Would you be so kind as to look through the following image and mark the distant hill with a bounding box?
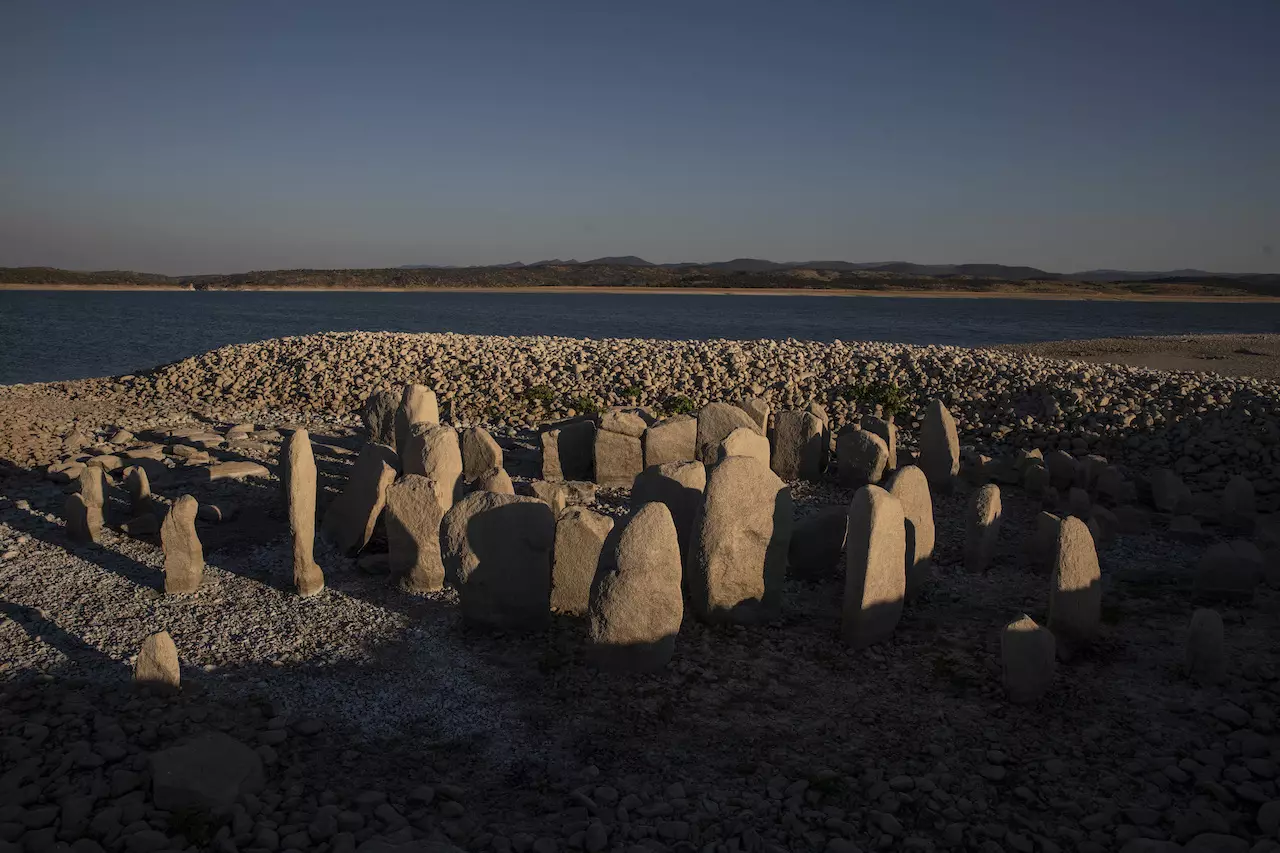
[580,255,653,266]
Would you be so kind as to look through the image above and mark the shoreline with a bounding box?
[1,281,1276,302]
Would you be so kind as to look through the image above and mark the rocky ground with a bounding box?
[1,332,1279,853]
[1002,334,1280,384]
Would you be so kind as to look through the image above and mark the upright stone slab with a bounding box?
[78,464,107,510]
[964,484,1002,573]
[718,426,770,466]
[1045,451,1077,491]
[320,443,399,556]
[842,485,906,649]
[1185,608,1225,685]
[736,397,770,433]
[695,402,760,465]
[472,467,515,495]
[886,465,935,599]
[836,428,888,487]
[1047,516,1101,658]
[861,415,898,470]
[362,389,399,448]
[1027,511,1062,568]
[282,429,324,597]
[1148,468,1183,513]
[135,631,180,691]
[688,456,792,624]
[788,506,848,580]
[441,492,555,630]
[393,384,440,461]
[594,429,644,486]
[918,399,960,490]
[65,493,103,544]
[1195,540,1264,603]
[541,420,595,481]
[123,465,154,517]
[632,461,706,573]
[599,407,652,437]
[806,401,831,474]
[1221,475,1256,533]
[384,474,446,593]
[161,495,204,594]
[1023,463,1050,499]
[402,425,463,512]
[589,503,684,671]
[1001,615,1055,704]
[642,415,697,467]
[551,508,614,614]
[460,426,503,481]
[771,409,824,482]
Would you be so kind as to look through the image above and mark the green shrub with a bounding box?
[522,384,555,405]
[661,395,696,416]
[832,381,909,416]
[570,395,601,415]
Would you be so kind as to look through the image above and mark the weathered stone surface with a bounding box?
[736,397,770,432]
[718,426,770,466]
[1048,516,1101,657]
[65,492,103,543]
[1195,540,1264,603]
[442,492,555,630]
[918,399,960,490]
[886,465,934,598]
[525,479,596,516]
[205,461,270,482]
[1067,486,1092,519]
[394,384,440,460]
[134,631,180,690]
[836,427,888,487]
[320,443,399,556]
[688,456,792,624]
[122,465,154,517]
[599,407,652,438]
[384,475,446,593]
[1088,505,1118,546]
[631,461,706,571]
[460,426,503,480]
[1149,468,1184,513]
[1185,608,1225,685]
[695,402,760,465]
[363,389,399,448]
[161,495,204,594]
[964,484,1002,573]
[771,409,824,482]
[806,401,831,473]
[589,503,684,671]
[842,485,906,649]
[1221,475,1256,532]
[78,464,106,509]
[861,415,898,470]
[642,415,697,467]
[551,507,614,614]
[282,429,323,598]
[472,466,515,495]
[1045,450,1078,491]
[402,425,463,512]
[788,506,847,580]
[1023,463,1050,499]
[151,732,264,812]
[1094,466,1131,506]
[594,429,644,486]
[1001,615,1055,704]
[541,420,595,481]
[1027,511,1062,567]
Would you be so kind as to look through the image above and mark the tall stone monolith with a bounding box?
[282,429,323,597]
[320,443,399,556]
[918,400,960,491]
[135,631,180,691]
[886,465,934,599]
[1047,516,1101,659]
[161,495,204,594]
[394,384,440,465]
[1001,614,1055,703]
[964,484,1002,573]
[842,485,906,649]
[384,474,446,593]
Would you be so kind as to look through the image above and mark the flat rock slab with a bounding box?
[205,461,271,481]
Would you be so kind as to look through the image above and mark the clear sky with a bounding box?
[2,0,1277,275]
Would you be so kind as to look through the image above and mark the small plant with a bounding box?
[833,381,909,417]
[661,395,696,416]
[620,385,644,400]
[522,384,555,405]
[570,395,601,416]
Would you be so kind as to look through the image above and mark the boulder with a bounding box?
[551,508,615,615]
[524,479,596,517]
[886,465,934,598]
[695,402,761,464]
[1148,468,1183,513]
[771,409,824,482]
[836,427,888,487]
[718,426,770,466]
[631,461,706,572]
[460,426,503,480]
[1066,486,1092,519]
[541,419,596,481]
[362,389,399,448]
[642,415,697,467]
[134,631,180,691]
[687,456,792,624]
[282,429,323,598]
[64,492,103,544]
[1221,475,1256,533]
[594,429,644,486]
[471,466,515,496]
[1195,540,1264,603]
[151,732,264,812]
[599,407,652,438]
[1185,608,1225,685]
[442,492,555,630]
[588,503,684,671]
[1045,451,1078,491]
[1094,466,1129,506]
[1047,516,1101,658]
[1001,614,1055,704]
[1088,505,1118,546]
[384,475,447,594]
[320,443,400,556]
[78,464,106,510]
[736,397,770,432]
[788,506,847,580]
[403,425,463,512]
[918,400,960,491]
[842,485,906,649]
[1014,447,1044,473]
[1023,463,1050,499]
[161,495,204,594]
[393,384,439,459]
[806,401,832,473]
[964,484,1002,573]
[861,415,898,470]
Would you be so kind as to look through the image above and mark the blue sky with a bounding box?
[2,0,1277,274]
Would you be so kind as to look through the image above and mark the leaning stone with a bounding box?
[1184,608,1225,685]
[384,475,446,593]
[599,407,652,438]
[472,467,515,495]
[918,400,960,491]
[65,493,103,543]
[151,732,264,812]
[771,409,824,482]
[1047,516,1101,658]
[541,420,595,481]
[886,465,935,599]
[688,456,792,624]
[551,508,615,615]
[282,429,323,598]
[161,495,204,594]
[205,461,270,482]
[642,415,697,467]
[320,443,399,556]
[1221,475,1256,533]
[718,426,770,466]
[1194,540,1264,603]
[594,429,644,486]
[632,461,706,572]
[460,426,503,480]
[122,466,154,517]
[861,415,898,470]
[1001,615,1055,704]
[1045,451,1077,491]
[135,631,180,691]
[524,479,596,516]
[393,384,440,459]
[788,506,847,581]
[589,503,684,671]
[964,485,1002,573]
[362,389,399,448]
[736,397,770,432]
[695,402,761,465]
[836,427,888,487]
[403,425,463,512]
[442,492,555,630]
[842,485,906,649]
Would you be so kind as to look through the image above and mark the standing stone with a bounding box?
[836,428,888,487]
[1148,468,1183,513]
[695,402,761,465]
[460,426,503,481]
[1045,451,1077,491]
[594,429,644,486]
[599,407,652,437]
[1023,463,1050,499]
[632,461,706,572]
[78,464,107,510]
[320,443,399,556]
[964,484,1002,573]
[472,467,515,495]
[393,384,440,461]
[1001,615,1055,703]
[1027,511,1062,567]
[123,466,154,517]
[384,475,446,593]
[282,429,323,597]
[541,420,596,481]
[589,503,684,671]
[842,485,907,649]
[1067,486,1091,519]
[806,401,832,474]
[161,495,204,594]
[551,508,614,614]
[441,492,555,630]
[362,389,399,448]
[1095,466,1129,506]
[1221,475,1256,533]
[1195,540,1264,603]
[1047,516,1101,658]
[771,409,824,482]
[135,631,180,690]
[886,465,934,599]
[718,426,770,465]
[736,397,770,433]
[861,415,898,470]
[788,506,848,580]
[918,400,960,491]
[1185,608,1226,685]
[688,456,792,624]
[65,493,103,544]
[642,415,697,467]
[403,425,463,512]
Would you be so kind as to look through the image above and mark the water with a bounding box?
[2,289,1278,385]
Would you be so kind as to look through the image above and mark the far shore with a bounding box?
[2,282,1277,303]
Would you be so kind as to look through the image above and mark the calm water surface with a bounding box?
[2,290,1278,385]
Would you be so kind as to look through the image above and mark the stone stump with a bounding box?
[631,461,706,574]
[282,429,324,597]
[362,389,399,448]
[161,495,204,594]
[964,484,1002,573]
[541,419,595,481]
[886,465,934,599]
[472,467,515,495]
[718,426,770,466]
[594,428,644,486]
[1001,615,1055,703]
[65,492,103,544]
[135,631,180,691]
[123,465,155,518]
[393,384,440,460]
[460,426,503,481]
[837,428,888,487]
[695,402,761,465]
[918,400,960,491]
[642,415,697,467]
[384,474,446,593]
[771,409,824,482]
[1047,516,1101,658]
[403,425,463,512]
[1185,608,1225,685]
[842,485,906,649]
[551,508,615,614]
[320,443,399,556]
